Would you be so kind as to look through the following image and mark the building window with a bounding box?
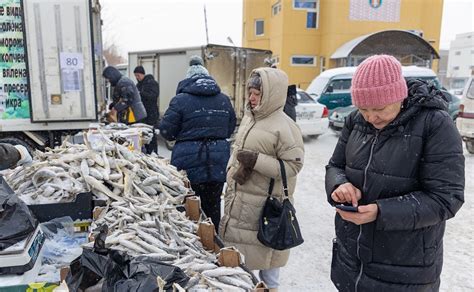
[294,0,319,29]
[255,19,264,36]
[307,11,317,28]
[291,55,316,66]
[272,2,281,16]
[455,51,461,56]
[293,0,317,9]
[453,66,460,70]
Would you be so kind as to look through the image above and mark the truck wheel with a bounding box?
[0,137,35,155]
[165,140,175,151]
[466,141,474,154]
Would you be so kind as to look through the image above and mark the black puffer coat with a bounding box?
[103,66,147,124]
[137,74,160,126]
[325,79,465,292]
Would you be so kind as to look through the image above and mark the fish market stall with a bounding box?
[0,132,264,291]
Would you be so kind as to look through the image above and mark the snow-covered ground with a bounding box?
[157,132,473,291]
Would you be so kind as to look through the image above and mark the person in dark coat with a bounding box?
[0,143,32,170]
[134,66,160,154]
[159,56,236,229]
[284,84,298,121]
[103,66,147,125]
[325,55,464,292]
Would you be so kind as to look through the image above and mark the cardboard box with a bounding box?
[197,219,216,251]
[60,266,70,282]
[253,282,269,292]
[217,246,243,268]
[184,196,200,221]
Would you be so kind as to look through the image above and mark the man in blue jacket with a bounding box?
[160,56,236,229]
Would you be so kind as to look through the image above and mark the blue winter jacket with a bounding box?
[159,74,236,184]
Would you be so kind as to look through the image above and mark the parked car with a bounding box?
[295,89,328,139]
[441,89,461,120]
[457,77,474,154]
[306,66,441,110]
[328,105,356,133]
[328,88,460,135]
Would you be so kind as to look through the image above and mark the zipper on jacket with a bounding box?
[362,131,379,192]
[355,262,364,292]
[223,120,256,237]
[289,210,299,239]
[356,131,379,292]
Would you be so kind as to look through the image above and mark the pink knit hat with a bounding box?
[351,55,408,108]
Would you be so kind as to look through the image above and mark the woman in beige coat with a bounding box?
[219,67,304,290]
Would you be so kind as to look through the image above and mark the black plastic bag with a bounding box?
[114,256,189,291]
[0,176,38,251]
[66,226,189,292]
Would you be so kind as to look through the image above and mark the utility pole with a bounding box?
[204,5,209,45]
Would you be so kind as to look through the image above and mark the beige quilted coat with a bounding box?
[219,67,305,270]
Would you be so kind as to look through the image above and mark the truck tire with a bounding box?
[466,141,474,154]
[0,137,35,155]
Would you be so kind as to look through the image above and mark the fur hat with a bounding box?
[351,55,408,108]
[247,72,262,90]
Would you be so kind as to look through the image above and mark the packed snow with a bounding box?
[157,131,473,291]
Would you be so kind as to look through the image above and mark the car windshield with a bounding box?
[297,91,316,104]
[306,76,330,96]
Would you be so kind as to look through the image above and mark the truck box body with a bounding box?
[128,44,272,121]
[0,0,104,146]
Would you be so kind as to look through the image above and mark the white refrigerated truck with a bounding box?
[128,44,273,122]
[0,0,105,150]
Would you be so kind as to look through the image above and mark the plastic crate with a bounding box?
[27,192,93,223]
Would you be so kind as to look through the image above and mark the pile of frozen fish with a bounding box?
[90,194,254,291]
[2,135,256,290]
[2,134,187,204]
[89,122,155,146]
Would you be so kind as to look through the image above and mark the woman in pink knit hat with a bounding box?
[325,55,464,291]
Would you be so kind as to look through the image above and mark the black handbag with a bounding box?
[257,159,304,250]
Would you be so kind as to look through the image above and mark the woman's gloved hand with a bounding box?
[233,150,259,185]
[14,145,32,165]
[236,150,258,169]
[232,165,252,185]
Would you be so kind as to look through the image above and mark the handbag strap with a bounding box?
[267,159,289,198]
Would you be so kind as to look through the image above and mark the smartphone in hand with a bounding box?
[335,204,359,212]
